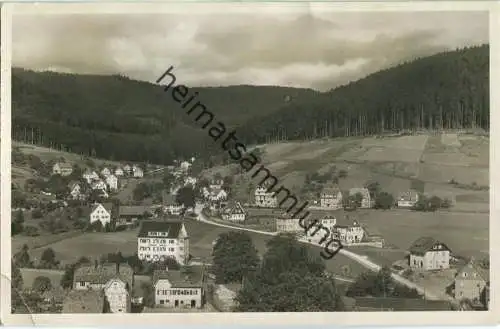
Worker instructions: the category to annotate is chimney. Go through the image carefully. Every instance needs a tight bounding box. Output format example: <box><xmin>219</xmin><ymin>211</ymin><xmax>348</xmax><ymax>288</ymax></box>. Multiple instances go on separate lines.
<box><xmin>94</xmin><ymin>260</ymin><xmax>98</xmax><ymax>269</ymax></box>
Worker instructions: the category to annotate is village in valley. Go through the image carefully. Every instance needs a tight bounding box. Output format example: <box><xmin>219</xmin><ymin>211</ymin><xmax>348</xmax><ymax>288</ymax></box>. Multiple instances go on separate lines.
<box><xmin>7</xmin><ymin>7</ymin><xmax>490</xmax><ymax>318</ymax></box>
<box><xmin>11</xmin><ymin>130</ymin><xmax>490</xmax><ymax>314</ymax></box>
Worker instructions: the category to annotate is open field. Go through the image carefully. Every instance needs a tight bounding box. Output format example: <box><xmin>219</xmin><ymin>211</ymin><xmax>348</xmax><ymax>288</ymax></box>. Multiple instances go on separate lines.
<box><xmin>12</xmin><ymin>231</ymin><xmax>85</xmax><ymax>254</ymax></box>
<box><xmin>14</xmin><ymin>219</ymin><xmax>367</xmax><ymax>278</ymax></box>
<box><xmin>354</xmin><ymin>209</ymin><xmax>489</xmax><ymax>260</ymax></box>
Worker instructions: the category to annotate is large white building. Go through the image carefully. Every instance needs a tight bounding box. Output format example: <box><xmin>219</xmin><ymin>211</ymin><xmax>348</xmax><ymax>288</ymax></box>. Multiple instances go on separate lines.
<box><xmin>275</xmin><ymin>213</ymin><xmax>302</xmax><ymax>233</ymax></box>
<box><xmin>137</xmin><ymin>221</ymin><xmax>189</xmax><ymax>265</ymax></box>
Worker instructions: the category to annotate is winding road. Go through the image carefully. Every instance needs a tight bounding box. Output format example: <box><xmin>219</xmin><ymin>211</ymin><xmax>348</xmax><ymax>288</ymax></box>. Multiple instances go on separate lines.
<box><xmin>194</xmin><ymin>203</ymin><xmax>442</xmax><ymax>300</ymax></box>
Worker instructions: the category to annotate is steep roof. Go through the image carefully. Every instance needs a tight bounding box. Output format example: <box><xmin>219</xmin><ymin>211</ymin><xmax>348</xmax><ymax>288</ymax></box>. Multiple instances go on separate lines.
<box><xmin>138</xmin><ymin>220</ymin><xmax>185</xmax><ymax>238</ymax></box>
<box><xmin>321</xmin><ymin>187</ymin><xmax>341</xmax><ymax>196</ymax></box>
<box><xmin>334</xmin><ymin>215</ymin><xmax>361</xmax><ymax>228</ymax></box>
<box><xmin>91</xmin><ymin>202</ymin><xmax>113</xmax><ymax>214</ymax></box>
<box><xmin>153</xmin><ymin>266</ymin><xmax>204</xmax><ymax>288</ymax></box>
<box><xmin>409</xmin><ymin>237</ymin><xmax>450</xmax><ymax>256</ymax></box>
<box><xmin>73</xmin><ymin>262</ymin><xmax>134</xmax><ymax>289</ymax></box>
<box><xmin>223</xmin><ymin>201</ymin><xmax>245</xmax><ymax>215</ymax></box>
<box><xmin>62</xmin><ymin>290</ymin><xmax>105</xmax><ymax>313</ymax></box>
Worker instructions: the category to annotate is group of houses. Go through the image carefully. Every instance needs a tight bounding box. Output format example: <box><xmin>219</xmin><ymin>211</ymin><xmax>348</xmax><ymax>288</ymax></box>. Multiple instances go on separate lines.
<box><xmin>319</xmin><ymin>186</ymin><xmax>420</xmax><ymax>210</ymax></box>
<box><xmin>60</xmin><ymin>220</ymin><xmax>206</xmax><ymax>313</ymax></box>
<box><xmin>275</xmin><ymin>212</ymin><xmax>365</xmax><ymax>245</ymax></box>
<box><xmin>407</xmin><ymin>237</ymin><xmax>489</xmax><ymax>309</ymax></box>
<box><xmin>53</xmin><ymin>161</ymin><xmax>145</xmax><ymax>201</ymax></box>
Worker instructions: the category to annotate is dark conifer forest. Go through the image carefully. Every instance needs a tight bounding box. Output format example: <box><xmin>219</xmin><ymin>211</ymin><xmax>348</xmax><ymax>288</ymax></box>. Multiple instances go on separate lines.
<box><xmin>12</xmin><ymin>44</ymin><xmax>489</xmax><ymax>165</ymax></box>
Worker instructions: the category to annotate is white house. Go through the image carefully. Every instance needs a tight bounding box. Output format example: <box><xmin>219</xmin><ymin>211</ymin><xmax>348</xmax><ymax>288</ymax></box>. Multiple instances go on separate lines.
<box><xmin>153</xmin><ymin>267</ymin><xmax>204</xmax><ymax>309</ymax></box>
<box><xmin>83</xmin><ymin>170</ymin><xmax>100</xmax><ymax>184</ymax></box>
<box><xmin>201</xmin><ymin>187</ymin><xmax>211</xmax><ymax>199</ymax></box>
<box><xmin>221</xmin><ymin>202</ymin><xmax>246</xmax><ymax>222</ymax></box>
<box><xmin>409</xmin><ymin>237</ymin><xmax>451</xmax><ymax>271</ymax></box>
<box><xmin>68</xmin><ymin>181</ymin><xmax>84</xmax><ymax>200</ymax></box>
<box><xmin>123</xmin><ymin>165</ymin><xmax>132</xmax><ymax>175</ymax></box>
<box><xmin>53</xmin><ymin>162</ymin><xmax>73</xmax><ymax>177</ymax></box>
<box><xmin>397</xmin><ymin>191</ymin><xmax>419</xmax><ymax>208</ymax></box>
<box><xmin>332</xmin><ymin>215</ymin><xmax>365</xmax><ymax>244</ymax></box>
<box><xmin>114</xmin><ymin>167</ymin><xmax>125</xmax><ymax>177</ymax></box>
<box><xmin>106</xmin><ymin>174</ymin><xmax>119</xmax><ymax>191</ymax></box>
<box><xmin>133</xmin><ymin>165</ymin><xmax>144</xmax><ymax>178</ymax></box>
<box><xmin>89</xmin><ymin>202</ymin><xmax>113</xmax><ymax>227</ymax></box>
<box><xmin>254</xmin><ymin>186</ymin><xmax>278</xmax><ymax>208</ymax></box>
<box><xmin>101</xmin><ymin>167</ymin><xmax>112</xmax><ymax>178</ymax></box>
<box><xmin>73</xmin><ymin>262</ymin><xmax>133</xmax><ymax>313</ymax></box>
<box><xmin>137</xmin><ymin>221</ymin><xmax>190</xmax><ymax>265</ymax></box>
<box><xmin>320</xmin><ymin>187</ymin><xmax>343</xmax><ymax>209</ymax></box>
<box><xmin>184</xmin><ymin>176</ymin><xmax>197</xmax><ymax>187</ymax></box>
<box><xmin>209</xmin><ymin>189</ymin><xmax>228</xmax><ymax>202</ymax></box>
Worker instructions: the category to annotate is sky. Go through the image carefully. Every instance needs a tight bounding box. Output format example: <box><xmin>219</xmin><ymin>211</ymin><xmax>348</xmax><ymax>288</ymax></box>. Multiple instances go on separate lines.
<box><xmin>12</xmin><ymin>8</ymin><xmax>489</xmax><ymax>91</ymax></box>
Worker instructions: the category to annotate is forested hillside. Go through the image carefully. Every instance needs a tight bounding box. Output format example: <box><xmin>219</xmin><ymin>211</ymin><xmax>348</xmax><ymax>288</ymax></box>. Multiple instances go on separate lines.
<box><xmin>12</xmin><ymin>69</ymin><xmax>316</xmax><ymax>164</ymax></box>
<box><xmin>12</xmin><ymin>44</ymin><xmax>489</xmax><ymax>164</ymax></box>
<box><xmin>239</xmin><ymin>45</ymin><xmax>489</xmax><ymax>144</ymax></box>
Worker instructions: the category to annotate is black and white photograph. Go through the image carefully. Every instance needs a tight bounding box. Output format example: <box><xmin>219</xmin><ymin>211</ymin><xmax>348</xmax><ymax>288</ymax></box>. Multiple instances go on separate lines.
<box><xmin>0</xmin><ymin>1</ymin><xmax>497</xmax><ymax>326</ymax></box>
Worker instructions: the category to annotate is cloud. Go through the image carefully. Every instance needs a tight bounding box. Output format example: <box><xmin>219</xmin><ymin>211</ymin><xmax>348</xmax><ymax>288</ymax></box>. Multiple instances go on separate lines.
<box><xmin>12</xmin><ymin>9</ymin><xmax>488</xmax><ymax>91</ymax></box>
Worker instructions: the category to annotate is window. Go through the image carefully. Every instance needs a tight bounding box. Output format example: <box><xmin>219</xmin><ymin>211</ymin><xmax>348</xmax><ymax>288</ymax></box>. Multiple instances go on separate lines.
<box><xmin>160</xmin><ymin>300</ymin><xmax>164</xmax><ymax>305</ymax></box>
<box><xmin>463</xmin><ymin>273</ymin><xmax>467</xmax><ymax>278</ymax></box>
<box><xmin>170</xmin><ymin>240</ymin><xmax>175</xmax><ymax>244</ymax></box>
<box><xmin>79</xmin><ymin>282</ymin><xmax>86</xmax><ymax>287</ymax></box>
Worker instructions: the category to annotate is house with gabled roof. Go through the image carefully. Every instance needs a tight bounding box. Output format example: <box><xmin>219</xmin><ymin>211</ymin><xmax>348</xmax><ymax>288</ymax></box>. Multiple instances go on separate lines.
<box><xmin>73</xmin><ymin>262</ymin><xmax>133</xmax><ymax>313</ymax></box>
<box><xmin>397</xmin><ymin>191</ymin><xmax>419</xmax><ymax>208</ymax></box>
<box><xmin>83</xmin><ymin>170</ymin><xmax>99</xmax><ymax>184</ymax></box>
<box><xmin>221</xmin><ymin>201</ymin><xmax>246</xmax><ymax>222</ymax></box>
<box><xmin>101</xmin><ymin>167</ymin><xmax>111</xmax><ymax>178</ymax></box>
<box><xmin>332</xmin><ymin>214</ymin><xmax>364</xmax><ymax>244</ymax></box>
<box><xmin>105</xmin><ymin>174</ymin><xmax>119</xmax><ymax>191</ymax></box>
<box><xmin>275</xmin><ymin>213</ymin><xmax>302</xmax><ymax>233</ymax></box>
<box><xmin>153</xmin><ymin>266</ymin><xmax>205</xmax><ymax>308</ymax></box>
<box><xmin>132</xmin><ymin>165</ymin><xmax>144</xmax><ymax>178</ymax></box>
<box><xmin>89</xmin><ymin>202</ymin><xmax>113</xmax><ymax>227</ymax></box>
<box><xmin>254</xmin><ymin>185</ymin><xmax>278</xmax><ymax>208</ymax></box>
<box><xmin>454</xmin><ymin>258</ymin><xmax>490</xmax><ymax>304</ymax></box>
<box><xmin>114</xmin><ymin>167</ymin><xmax>125</xmax><ymax>177</ymax></box>
<box><xmin>349</xmin><ymin>188</ymin><xmax>372</xmax><ymax>208</ymax></box>
<box><xmin>320</xmin><ymin>187</ymin><xmax>343</xmax><ymax>209</ymax></box>
<box><xmin>68</xmin><ymin>181</ymin><xmax>85</xmax><ymax>200</ymax></box>
<box><xmin>137</xmin><ymin>220</ymin><xmax>189</xmax><ymax>265</ymax></box>
<box><xmin>409</xmin><ymin>237</ymin><xmax>451</xmax><ymax>271</ymax></box>
<box><xmin>53</xmin><ymin>162</ymin><xmax>73</xmax><ymax>177</ymax></box>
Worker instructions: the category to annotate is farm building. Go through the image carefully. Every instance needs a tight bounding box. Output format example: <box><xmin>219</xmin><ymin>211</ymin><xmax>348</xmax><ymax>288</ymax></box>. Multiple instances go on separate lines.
<box><xmin>221</xmin><ymin>201</ymin><xmax>246</xmax><ymax>222</ymax></box>
<box><xmin>397</xmin><ymin>191</ymin><xmax>419</xmax><ymax>208</ymax></box>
